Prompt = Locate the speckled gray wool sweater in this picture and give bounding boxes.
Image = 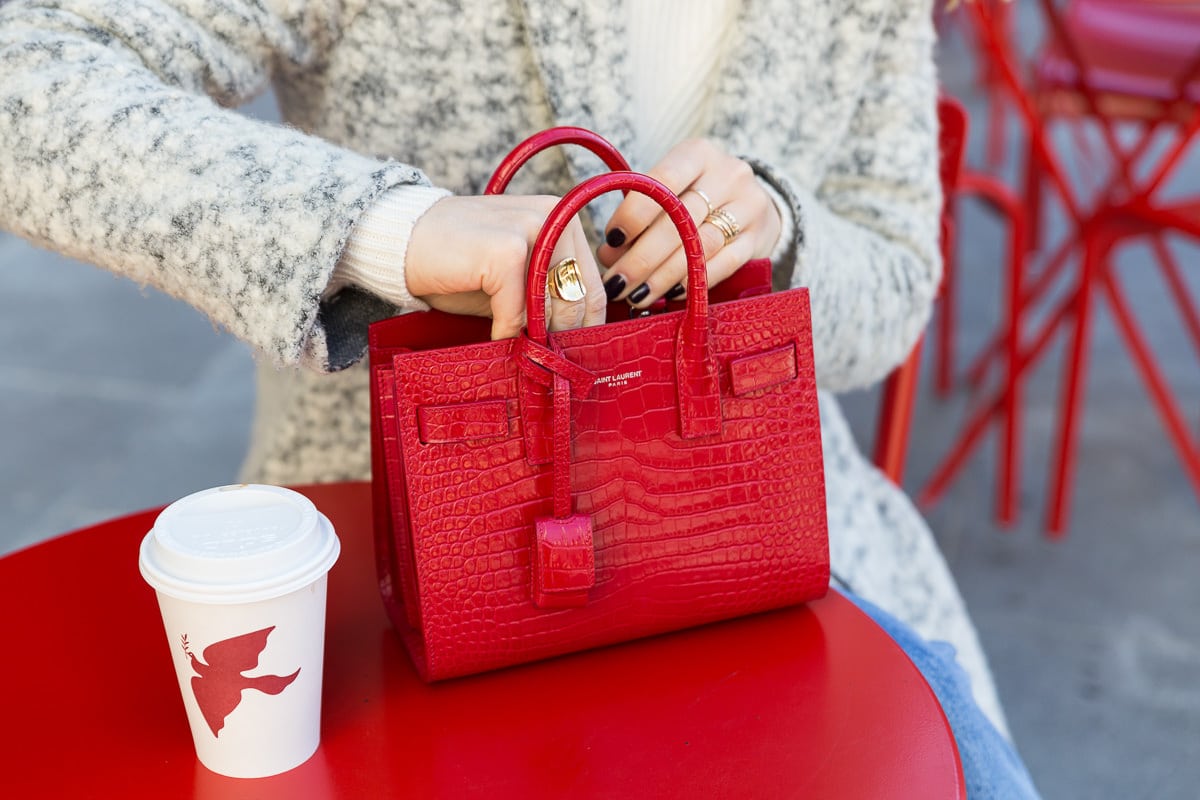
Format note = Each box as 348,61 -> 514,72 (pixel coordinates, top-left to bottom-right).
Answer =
0,0 -> 1008,731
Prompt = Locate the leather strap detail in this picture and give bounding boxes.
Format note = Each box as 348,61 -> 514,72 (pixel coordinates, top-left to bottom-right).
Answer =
517,369 -> 552,466
517,335 -> 596,466
532,513 -> 595,609
730,344 -> 798,397
417,400 -> 510,444
514,173 -> 736,605
531,372 -> 596,609
549,371 -> 573,515
677,321 -> 722,439
519,336 -> 597,395
549,372 -> 572,518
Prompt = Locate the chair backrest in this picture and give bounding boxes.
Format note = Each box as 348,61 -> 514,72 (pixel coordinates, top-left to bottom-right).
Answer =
873,95 -> 969,484
1038,0 -> 1200,108
937,95 -> 968,205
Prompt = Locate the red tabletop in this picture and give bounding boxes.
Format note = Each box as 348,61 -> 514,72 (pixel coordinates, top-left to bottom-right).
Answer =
0,482 -> 963,799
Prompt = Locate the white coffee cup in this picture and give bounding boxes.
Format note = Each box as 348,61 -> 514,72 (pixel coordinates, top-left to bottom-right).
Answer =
139,484 -> 340,779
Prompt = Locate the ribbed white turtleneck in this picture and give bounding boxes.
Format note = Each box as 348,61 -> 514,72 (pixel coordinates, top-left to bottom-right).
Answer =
626,1 -> 740,168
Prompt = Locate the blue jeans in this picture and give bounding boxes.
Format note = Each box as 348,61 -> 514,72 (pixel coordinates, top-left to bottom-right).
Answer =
842,590 -> 1041,800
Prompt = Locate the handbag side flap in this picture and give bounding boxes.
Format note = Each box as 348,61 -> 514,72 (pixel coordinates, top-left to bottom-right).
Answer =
372,362 -> 424,631
729,344 -> 798,396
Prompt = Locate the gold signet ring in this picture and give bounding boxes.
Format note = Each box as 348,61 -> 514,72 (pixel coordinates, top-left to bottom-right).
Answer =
547,257 -> 587,303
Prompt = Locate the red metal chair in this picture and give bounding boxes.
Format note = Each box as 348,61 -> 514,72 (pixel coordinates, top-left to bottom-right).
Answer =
950,0 -> 1019,169
1032,0 -> 1200,533
874,96 -> 970,484
917,167 -> 1028,523
925,1 -> 1200,534
908,3 -> 1032,523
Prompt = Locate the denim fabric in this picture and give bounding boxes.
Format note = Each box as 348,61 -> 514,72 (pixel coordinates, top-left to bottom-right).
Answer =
842,590 -> 1041,800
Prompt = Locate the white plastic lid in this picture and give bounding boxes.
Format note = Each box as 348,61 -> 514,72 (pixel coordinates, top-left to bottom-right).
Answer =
139,484 -> 340,605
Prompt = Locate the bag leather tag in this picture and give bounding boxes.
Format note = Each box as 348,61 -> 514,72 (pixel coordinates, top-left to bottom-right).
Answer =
532,514 -> 595,609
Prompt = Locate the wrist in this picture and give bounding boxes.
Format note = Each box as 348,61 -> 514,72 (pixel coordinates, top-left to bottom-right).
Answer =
332,184 -> 451,310
756,176 -> 794,264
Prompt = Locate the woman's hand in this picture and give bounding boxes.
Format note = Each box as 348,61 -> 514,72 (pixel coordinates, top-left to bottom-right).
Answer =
598,138 -> 782,308
406,194 -> 607,340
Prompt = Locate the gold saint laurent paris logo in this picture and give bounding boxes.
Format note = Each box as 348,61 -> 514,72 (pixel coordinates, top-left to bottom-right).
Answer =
594,370 -> 643,389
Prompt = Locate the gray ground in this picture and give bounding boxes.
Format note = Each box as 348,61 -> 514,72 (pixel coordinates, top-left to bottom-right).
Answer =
1,18 -> 1197,800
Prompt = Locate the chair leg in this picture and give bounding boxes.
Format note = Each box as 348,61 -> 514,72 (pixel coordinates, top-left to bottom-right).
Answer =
919,290 -> 1073,511
986,92 -> 1007,170
1152,235 -> 1200,361
936,219 -> 957,397
875,338 -> 925,486
875,374 -> 898,475
998,205 -> 1027,526
1101,268 -> 1200,498
1022,133 -> 1043,255
983,0 -> 1014,169
966,233 -> 1077,390
1047,230 -> 1104,537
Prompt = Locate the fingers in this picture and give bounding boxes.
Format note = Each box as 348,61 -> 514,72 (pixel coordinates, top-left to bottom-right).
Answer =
411,174 -> 770,344
624,197 -> 758,308
598,141 -> 781,309
486,237 -> 531,341
697,217 -> 758,290
599,139 -> 710,254
468,202 -> 600,340
598,188 -> 711,303
487,283 -> 525,340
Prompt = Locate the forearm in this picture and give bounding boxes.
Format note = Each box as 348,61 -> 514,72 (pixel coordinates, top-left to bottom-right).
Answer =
0,0 -> 433,370
327,185 -> 452,311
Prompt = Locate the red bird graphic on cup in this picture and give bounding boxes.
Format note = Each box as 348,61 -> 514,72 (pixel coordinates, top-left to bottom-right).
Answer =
180,627 -> 300,737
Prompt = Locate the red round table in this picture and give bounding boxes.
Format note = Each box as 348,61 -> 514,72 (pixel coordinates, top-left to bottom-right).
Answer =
0,482 -> 963,798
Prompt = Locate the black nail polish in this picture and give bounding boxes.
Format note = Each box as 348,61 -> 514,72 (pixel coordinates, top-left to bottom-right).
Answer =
604,274 -> 626,300
606,228 -> 626,248
665,283 -> 686,300
628,283 -> 650,305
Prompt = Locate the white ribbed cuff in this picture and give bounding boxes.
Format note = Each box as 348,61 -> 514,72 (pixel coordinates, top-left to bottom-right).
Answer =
758,176 -> 795,266
327,184 -> 451,310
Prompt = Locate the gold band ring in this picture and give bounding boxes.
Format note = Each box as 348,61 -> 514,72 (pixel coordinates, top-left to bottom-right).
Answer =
703,206 -> 741,246
547,257 -> 587,303
689,187 -> 716,217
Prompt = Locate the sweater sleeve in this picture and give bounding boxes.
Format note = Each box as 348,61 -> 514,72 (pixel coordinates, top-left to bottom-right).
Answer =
0,0 -> 435,372
745,0 -> 941,393
326,184 -> 450,310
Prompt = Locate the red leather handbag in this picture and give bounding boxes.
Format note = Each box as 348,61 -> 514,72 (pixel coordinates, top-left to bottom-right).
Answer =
369,171 -> 829,681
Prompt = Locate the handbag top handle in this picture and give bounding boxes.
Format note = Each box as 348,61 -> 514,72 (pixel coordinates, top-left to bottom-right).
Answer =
522,171 -> 721,441
525,171 -> 709,343
485,126 -> 631,195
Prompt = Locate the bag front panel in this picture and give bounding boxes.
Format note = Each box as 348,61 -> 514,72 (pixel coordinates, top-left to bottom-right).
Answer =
392,289 -> 828,679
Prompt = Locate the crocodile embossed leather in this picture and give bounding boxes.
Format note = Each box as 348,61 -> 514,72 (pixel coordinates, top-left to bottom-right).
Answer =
369,169 -> 829,682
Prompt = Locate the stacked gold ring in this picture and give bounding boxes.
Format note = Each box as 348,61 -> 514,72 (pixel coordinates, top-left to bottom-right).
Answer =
547,257 -> 587,302
704,206 -> 741,246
